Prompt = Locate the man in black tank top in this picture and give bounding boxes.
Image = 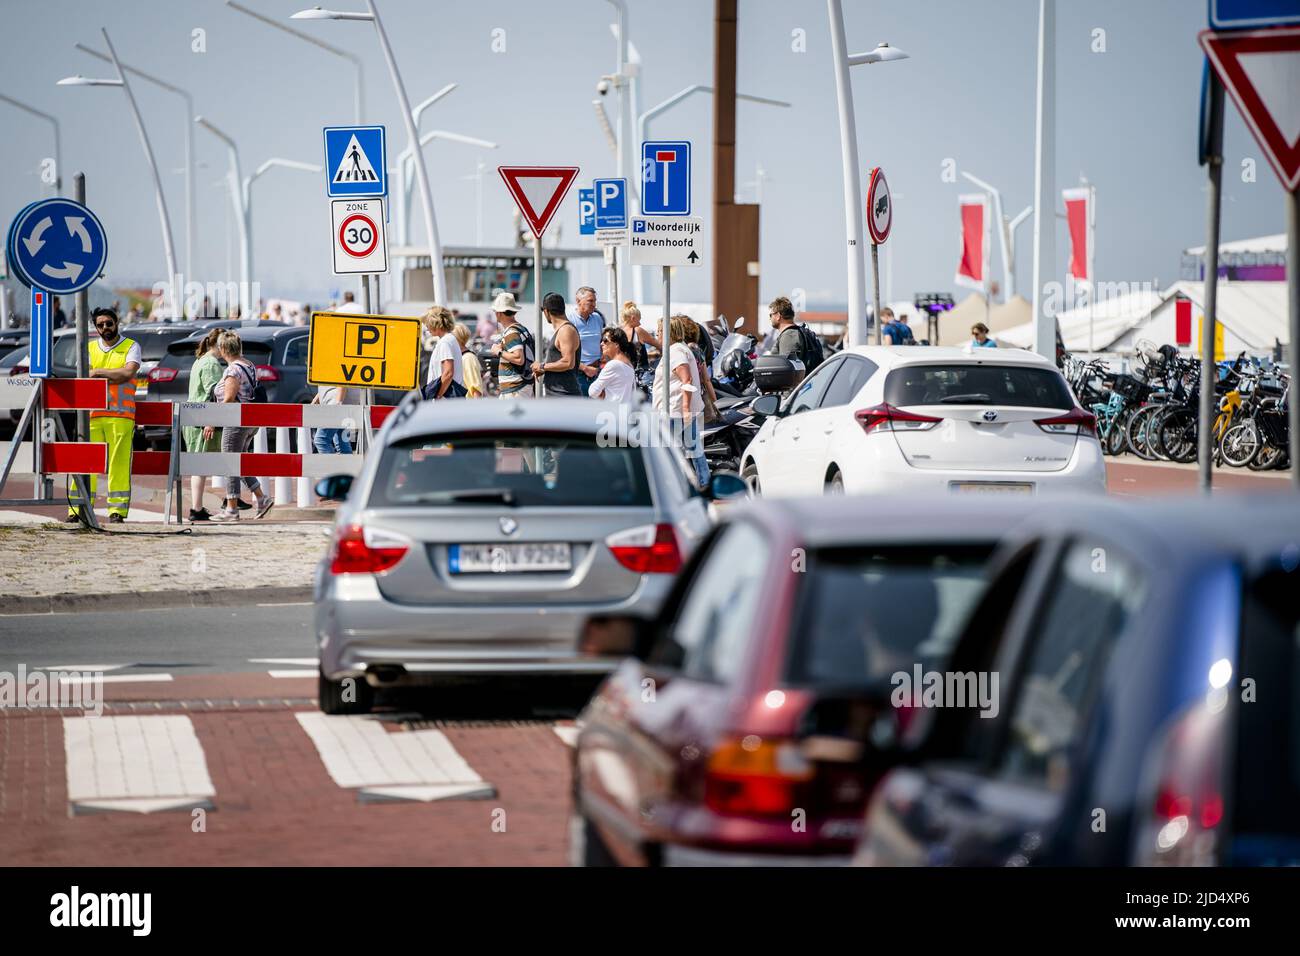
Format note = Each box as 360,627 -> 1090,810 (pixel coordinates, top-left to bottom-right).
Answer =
533,292 -> 582,396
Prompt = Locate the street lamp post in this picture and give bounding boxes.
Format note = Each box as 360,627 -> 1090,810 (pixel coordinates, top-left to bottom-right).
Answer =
59,29 -> 180,317
75,42 -> 196,292
195,117 -> 250,316
398,130 -> 497,246
197,116 -> 321,316
393,83 -> 457,263
227,0 -> 364,123
0,95 -> 61,195
826,0 -> 909,347
1030,0 -> 1057,361
293,3 -> 448,305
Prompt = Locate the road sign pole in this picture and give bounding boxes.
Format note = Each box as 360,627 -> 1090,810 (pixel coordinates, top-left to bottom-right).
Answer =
661,265 -> 672,438
1288,187 -> 1299,489
74,173 -> 89,444
534,235 -> 544,399
1199,72 -> 1225,494
610,249 -> 619,327
871,243 -> 883,346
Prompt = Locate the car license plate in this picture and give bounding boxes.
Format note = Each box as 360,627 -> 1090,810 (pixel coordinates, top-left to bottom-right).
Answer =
950,482 -> 1034,495
449,542 -> 572,573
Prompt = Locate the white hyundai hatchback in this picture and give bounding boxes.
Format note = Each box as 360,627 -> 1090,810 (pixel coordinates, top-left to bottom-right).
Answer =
740,346 -> 1106,497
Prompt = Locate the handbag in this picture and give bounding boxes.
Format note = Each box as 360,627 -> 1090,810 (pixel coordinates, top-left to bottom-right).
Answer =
421,378 -> 468,401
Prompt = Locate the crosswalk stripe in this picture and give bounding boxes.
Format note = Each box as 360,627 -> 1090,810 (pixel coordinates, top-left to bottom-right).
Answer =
249,658 -> 317,665
295,712 -> 495,802
63,715 -> 215,814
267,670 -> 315,679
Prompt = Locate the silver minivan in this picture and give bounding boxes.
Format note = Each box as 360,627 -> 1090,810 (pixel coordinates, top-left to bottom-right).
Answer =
313,395 -> 741,713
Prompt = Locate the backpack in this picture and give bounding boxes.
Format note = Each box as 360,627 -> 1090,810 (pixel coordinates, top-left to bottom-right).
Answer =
209,361 -> 268,403
783,323 -> 824,372
512,325 -> 537,383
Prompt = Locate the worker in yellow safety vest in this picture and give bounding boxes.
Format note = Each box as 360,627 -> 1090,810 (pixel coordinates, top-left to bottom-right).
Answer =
67,307 -> 140,524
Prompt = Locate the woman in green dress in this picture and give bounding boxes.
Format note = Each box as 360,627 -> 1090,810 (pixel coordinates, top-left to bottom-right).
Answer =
185,328 -> 225,521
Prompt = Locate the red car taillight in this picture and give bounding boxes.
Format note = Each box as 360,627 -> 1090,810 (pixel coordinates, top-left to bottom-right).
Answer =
854,403 -> 942,435
148,366 -> 178,383
1134,700 -> 1227,865
10,365 -> 29,376
255,364 -> 279,382
328,524 -> 409,575
704,735 -> 814,817
605,523 -> 682,574
1035,407 -> 1096,436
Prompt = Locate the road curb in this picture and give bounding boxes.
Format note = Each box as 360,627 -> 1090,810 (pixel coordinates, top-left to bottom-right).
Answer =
4,585 -> 313,616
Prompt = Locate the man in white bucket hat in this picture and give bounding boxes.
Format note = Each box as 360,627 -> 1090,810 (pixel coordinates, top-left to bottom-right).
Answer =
489,291 -> 534,397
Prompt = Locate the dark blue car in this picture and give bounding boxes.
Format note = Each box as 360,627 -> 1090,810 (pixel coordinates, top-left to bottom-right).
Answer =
854,496 -> 1300,867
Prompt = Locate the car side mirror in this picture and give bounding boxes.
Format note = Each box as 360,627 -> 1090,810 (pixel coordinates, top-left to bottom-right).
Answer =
752,393 -> 781,418
706,472 -> 749,501
578,614 -> 656,661
315,473 -> 353,501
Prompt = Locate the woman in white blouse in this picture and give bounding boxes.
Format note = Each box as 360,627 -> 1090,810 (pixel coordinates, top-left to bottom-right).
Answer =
588,327 -> 638,403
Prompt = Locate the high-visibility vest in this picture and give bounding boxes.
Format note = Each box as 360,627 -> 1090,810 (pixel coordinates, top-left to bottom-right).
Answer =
89,337 -> 138,420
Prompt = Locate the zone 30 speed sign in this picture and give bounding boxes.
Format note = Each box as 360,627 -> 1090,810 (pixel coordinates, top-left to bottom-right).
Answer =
330,197 -> 389,275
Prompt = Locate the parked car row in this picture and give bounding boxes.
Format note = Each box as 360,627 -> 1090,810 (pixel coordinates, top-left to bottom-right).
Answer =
568,494 -> 1300,867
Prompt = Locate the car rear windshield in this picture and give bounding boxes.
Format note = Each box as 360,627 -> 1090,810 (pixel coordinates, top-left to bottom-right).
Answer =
370,432 -> 653,509
132,331 -> 186,361
785,545 -> 994,688
885,364 -> 1074,408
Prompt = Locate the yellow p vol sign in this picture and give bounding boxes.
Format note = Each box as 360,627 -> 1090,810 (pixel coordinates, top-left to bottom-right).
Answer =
308,311 -> 422,390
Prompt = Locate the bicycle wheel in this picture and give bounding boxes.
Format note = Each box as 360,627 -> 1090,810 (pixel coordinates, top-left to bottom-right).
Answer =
1251,444 -> 1284,471
1105,410 -> 1131,456
1157,407 -> 1198,463
1219,420 -> 1260,468
1126,405 -> 1161,460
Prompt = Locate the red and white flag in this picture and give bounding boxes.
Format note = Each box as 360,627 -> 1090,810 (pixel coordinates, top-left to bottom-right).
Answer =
1062,186 -> 1093,282
954,193 -> 990,292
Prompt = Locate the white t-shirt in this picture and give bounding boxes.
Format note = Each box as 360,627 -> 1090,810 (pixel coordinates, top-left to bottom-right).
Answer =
427,332 -> 464,387
98,337 -> 142,368
589,359 -> 637,403
333,300 -> 364,314
316,384 -> 346,404
652,342 -> 703,418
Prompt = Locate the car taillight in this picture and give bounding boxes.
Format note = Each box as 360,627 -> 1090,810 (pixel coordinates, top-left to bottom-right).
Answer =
704,735 -> 814,817
605,522 -> 682,574
255,364 -> 279,382
328,523 -> 409,575
1134,698 -> 1227,865
148,367 -> 178,383
854,403 -> 942,435
10,365 -> 29,376
1035,407 -> 1096,435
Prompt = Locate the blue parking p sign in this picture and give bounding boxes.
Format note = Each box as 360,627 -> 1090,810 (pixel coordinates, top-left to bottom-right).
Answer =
578,188 -> 595,235
593,178 -> 627,230
641,141 -> 691,216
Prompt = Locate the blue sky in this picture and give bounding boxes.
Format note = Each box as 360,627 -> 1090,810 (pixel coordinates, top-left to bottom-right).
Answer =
0,0 -> 1286,309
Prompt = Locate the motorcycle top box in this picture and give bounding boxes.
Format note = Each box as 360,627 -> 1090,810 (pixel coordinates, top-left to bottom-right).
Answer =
753,353 -> 806,394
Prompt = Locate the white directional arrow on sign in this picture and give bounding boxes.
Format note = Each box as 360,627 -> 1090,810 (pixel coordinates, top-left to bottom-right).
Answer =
65,216 -> 92,253
41,262 -> 84,283
22,217 -> 52,256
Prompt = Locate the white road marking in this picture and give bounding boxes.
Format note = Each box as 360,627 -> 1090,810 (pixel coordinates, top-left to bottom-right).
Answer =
249,657 -> 317,665
63,715 -> 215,813
38,663 -> 130,672
267,670 -> 316,679
254,603 -> 314,608
296,712 -> 495,802
59,674 -> 173,686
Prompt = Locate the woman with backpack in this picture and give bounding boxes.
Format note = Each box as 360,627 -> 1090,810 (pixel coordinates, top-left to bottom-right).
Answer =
205,331 -> 274,521
185,328 -> 224,522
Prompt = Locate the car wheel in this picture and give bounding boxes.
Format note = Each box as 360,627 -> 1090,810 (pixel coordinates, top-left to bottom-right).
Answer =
741,462 -> 761,495
318,670 -> 373,715
825,469 -> 845,495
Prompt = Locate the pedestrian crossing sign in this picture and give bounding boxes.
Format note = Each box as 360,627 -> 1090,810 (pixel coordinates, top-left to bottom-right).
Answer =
323,125 -> 387,198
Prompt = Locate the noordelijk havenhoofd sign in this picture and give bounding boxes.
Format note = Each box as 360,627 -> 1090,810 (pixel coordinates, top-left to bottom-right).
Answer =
630,216 -> 705,267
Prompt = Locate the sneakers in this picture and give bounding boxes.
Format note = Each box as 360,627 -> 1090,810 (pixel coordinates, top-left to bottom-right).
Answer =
107,514 -> 125,524
236,498 -> 253,511
189,507 -> 212,522
256,497 -> 275,519
210,507 -> 240,522
64,513 -> 81,523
